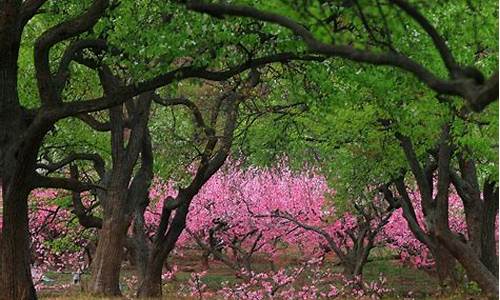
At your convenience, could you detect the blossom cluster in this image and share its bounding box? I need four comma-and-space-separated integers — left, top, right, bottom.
183, 259, 393, 300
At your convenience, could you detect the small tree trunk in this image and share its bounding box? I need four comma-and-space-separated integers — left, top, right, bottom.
341, 256, 358, 278
137, 203, 190, 298
352, 253, 368, 278
88, 215, 129, 296
201, 251, 210, 270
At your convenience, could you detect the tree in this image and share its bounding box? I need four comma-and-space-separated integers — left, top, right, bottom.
0, 1, 317, 298
131, 78, 263, 297
187, 0, 498, 111
382, 187, 469, 271
209, 2, 498, 290
449, 153, 499, 277
170, 161, 395, 278
183, 161, 332, 273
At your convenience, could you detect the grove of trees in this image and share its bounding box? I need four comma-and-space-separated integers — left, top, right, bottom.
0, 0, 497, 299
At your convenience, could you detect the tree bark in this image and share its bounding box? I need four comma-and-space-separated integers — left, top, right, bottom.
88, 208, 129, 296
137, 203, 190, 297
480, 182, 498, 277
451, 158, 499, 281
429, 239, 459, 288
0, 14, 39, 299
85, 89, 151, 295
437, 229, 499, 296
463, 201, 484, 255
136, 250, 164, 297
0, 184, 37, 300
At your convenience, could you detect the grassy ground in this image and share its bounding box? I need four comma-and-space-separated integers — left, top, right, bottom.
39, 249, 486, 299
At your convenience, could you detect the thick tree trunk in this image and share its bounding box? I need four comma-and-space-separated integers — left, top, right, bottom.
136, 252, 164, 297
451, 157, 499, 288
463, 200, 484, 256
86, 97, 152, 295
0, 185, 37, 300
128, 204, 151, 281
480, 183, 499, 278
0, 19, 38, 299
437, 229, 499, 297
429, 240, 459, 288
88, 213, 129, 295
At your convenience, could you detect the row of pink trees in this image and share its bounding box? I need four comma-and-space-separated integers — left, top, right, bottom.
1, 161, 493, 296
144, 161, 481, 279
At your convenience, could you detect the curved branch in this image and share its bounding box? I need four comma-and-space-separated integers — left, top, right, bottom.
31, 173, 104, 192
268, 210, 347, 263
34, 0, 109, 105
70, 165, 103, 229
36, 152, 105, 177
186, 2, 498, 111
388, 0, 458, 74
20, 0, 48, 26
75, 113, 111, 132
395, 133, 433, 203
186, 2, 459, 93
153, 95, 215, 138
53, 39, 108, 94
394, 177, 431, 246
472, 70, 499, 111
47, 52, 325, 120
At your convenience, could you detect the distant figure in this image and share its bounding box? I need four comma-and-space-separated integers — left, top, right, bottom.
72, 269, 82, 285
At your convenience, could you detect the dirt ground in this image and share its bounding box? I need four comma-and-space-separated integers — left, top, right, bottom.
39, 249, 486, 299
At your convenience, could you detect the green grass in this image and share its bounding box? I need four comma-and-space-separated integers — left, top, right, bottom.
38, 251, 488, 299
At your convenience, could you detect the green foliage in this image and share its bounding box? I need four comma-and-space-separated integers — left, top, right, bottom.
16, 0, 497, 214
45, 235, 81, 254
53, 196, 73, 209
231, 0, 498, 204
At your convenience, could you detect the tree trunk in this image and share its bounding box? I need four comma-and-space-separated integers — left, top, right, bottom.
342, 262, 357, 278
429, 240, 459, 288
480, 183, 498, 278
437, 229, 499, 297
341, 251, 364, 278
129, 204, 151, 281
463, 200, 484, 256
0, 22, 38, 299
136, 252, 164, 297
88, 213, 129, 295
0, 185, 37, 300
480, 221, 498, 278
201, 250, 210, 270
137, 203, 190, 298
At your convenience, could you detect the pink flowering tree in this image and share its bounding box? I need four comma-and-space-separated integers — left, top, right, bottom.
182, 161, 331, 272
6, 159, 494, 297
144, 161, 397, 279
